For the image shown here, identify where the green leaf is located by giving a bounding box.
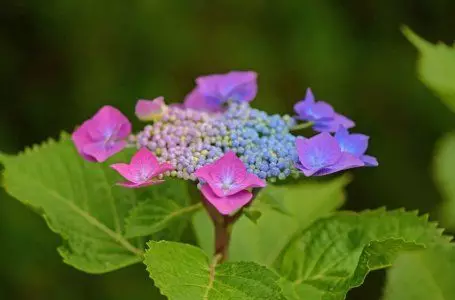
[402,26,455,112]
[144,241,286,300]
[0,134,144,273]
[276,209,452,300]
[124,179,201,238]
[193,176,349,265]
[383,246,455,300]
[434,133,455,230]
[243,207,262,224]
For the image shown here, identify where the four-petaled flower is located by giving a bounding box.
[135,97,168,121]
[294,88,354,132]
[295,132,365,176]
[335,126,378,167]
[194,151,266,215]
[111,147,174,188]
[184,71,257,112]
[72,106,131,162]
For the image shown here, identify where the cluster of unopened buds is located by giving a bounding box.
[72,70,377,216]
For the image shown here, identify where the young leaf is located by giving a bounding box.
[402,26,455,112]
[144,241,286,300]
[193,175,349,265]
[276,209,452,300]
[124,179,202,238]
[434,132,455,230]
[0,134,145,273]
[383,246,455,300]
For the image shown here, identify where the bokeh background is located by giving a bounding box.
[1,1,455,299]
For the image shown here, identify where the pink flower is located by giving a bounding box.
[135,97,168,121]
[72,106,131,162]
[110,147,174,188]
[194,151,266,215]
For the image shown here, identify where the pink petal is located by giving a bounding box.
[208,151,249,197]
[131,147,160,169]
[93,106,132,139]
[72,120,97,162]
[200,184,253,215]
[83,140,127,162]
[153,162,175,177]
[110,163,139,183]
[135,97,166,121]
[116,179,164,189]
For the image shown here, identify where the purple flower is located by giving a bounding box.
[294,88,355,132]
[135,97,167,121]
[184,71,257,112]
[295,132,364,176]
[194,151,266,215]
[335,126,378,167]
[110,147,174,188]
[72,106,131,162]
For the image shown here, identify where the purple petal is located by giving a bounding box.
[135,97,167,121]
[83,140,127,162]
[92,106,132,139]
[196,71,258,104]
[335,126,369,157]
[183,87,223,112]
[361,155,379,167]
[313,153,364,176]
[307,101,335,121]
[221,71,257,102]
[313,113,355,133]
[295,133,342,171]
[200,184,253,215]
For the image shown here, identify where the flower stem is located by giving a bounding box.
[214,218,232,262]
[291,121,313,131]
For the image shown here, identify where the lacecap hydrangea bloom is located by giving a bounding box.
[72,70,377,215]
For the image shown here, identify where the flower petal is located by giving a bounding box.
[83,140,127,162]
[313,152,364,176]
[135,97,167,121]
[313,113,355,132]
[335,126,369,157]
[200,184,253,215]
[361,155,379,167]
[116,179,164,189]
[222,71,257,102]
[72,120,97,162]
[183,87,223,112]
[296,133,342,171]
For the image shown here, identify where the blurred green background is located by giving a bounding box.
[1,1,455,299]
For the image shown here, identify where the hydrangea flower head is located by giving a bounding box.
[294,88,354,132]
[72,105,131,162]
[295,132,364,176]
[110,147,174,188]
[135,97,168,121]
[194,151,266,215]
[335,126,378,167]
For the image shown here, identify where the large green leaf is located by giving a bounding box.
[383,246,455,300]
[0,134,195,273]
[124,179,201,238]
[434,132,455,230]
[192,176,349,265]
[403,26,455,112]
[276,209,452,300]
[144,241,286,300]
